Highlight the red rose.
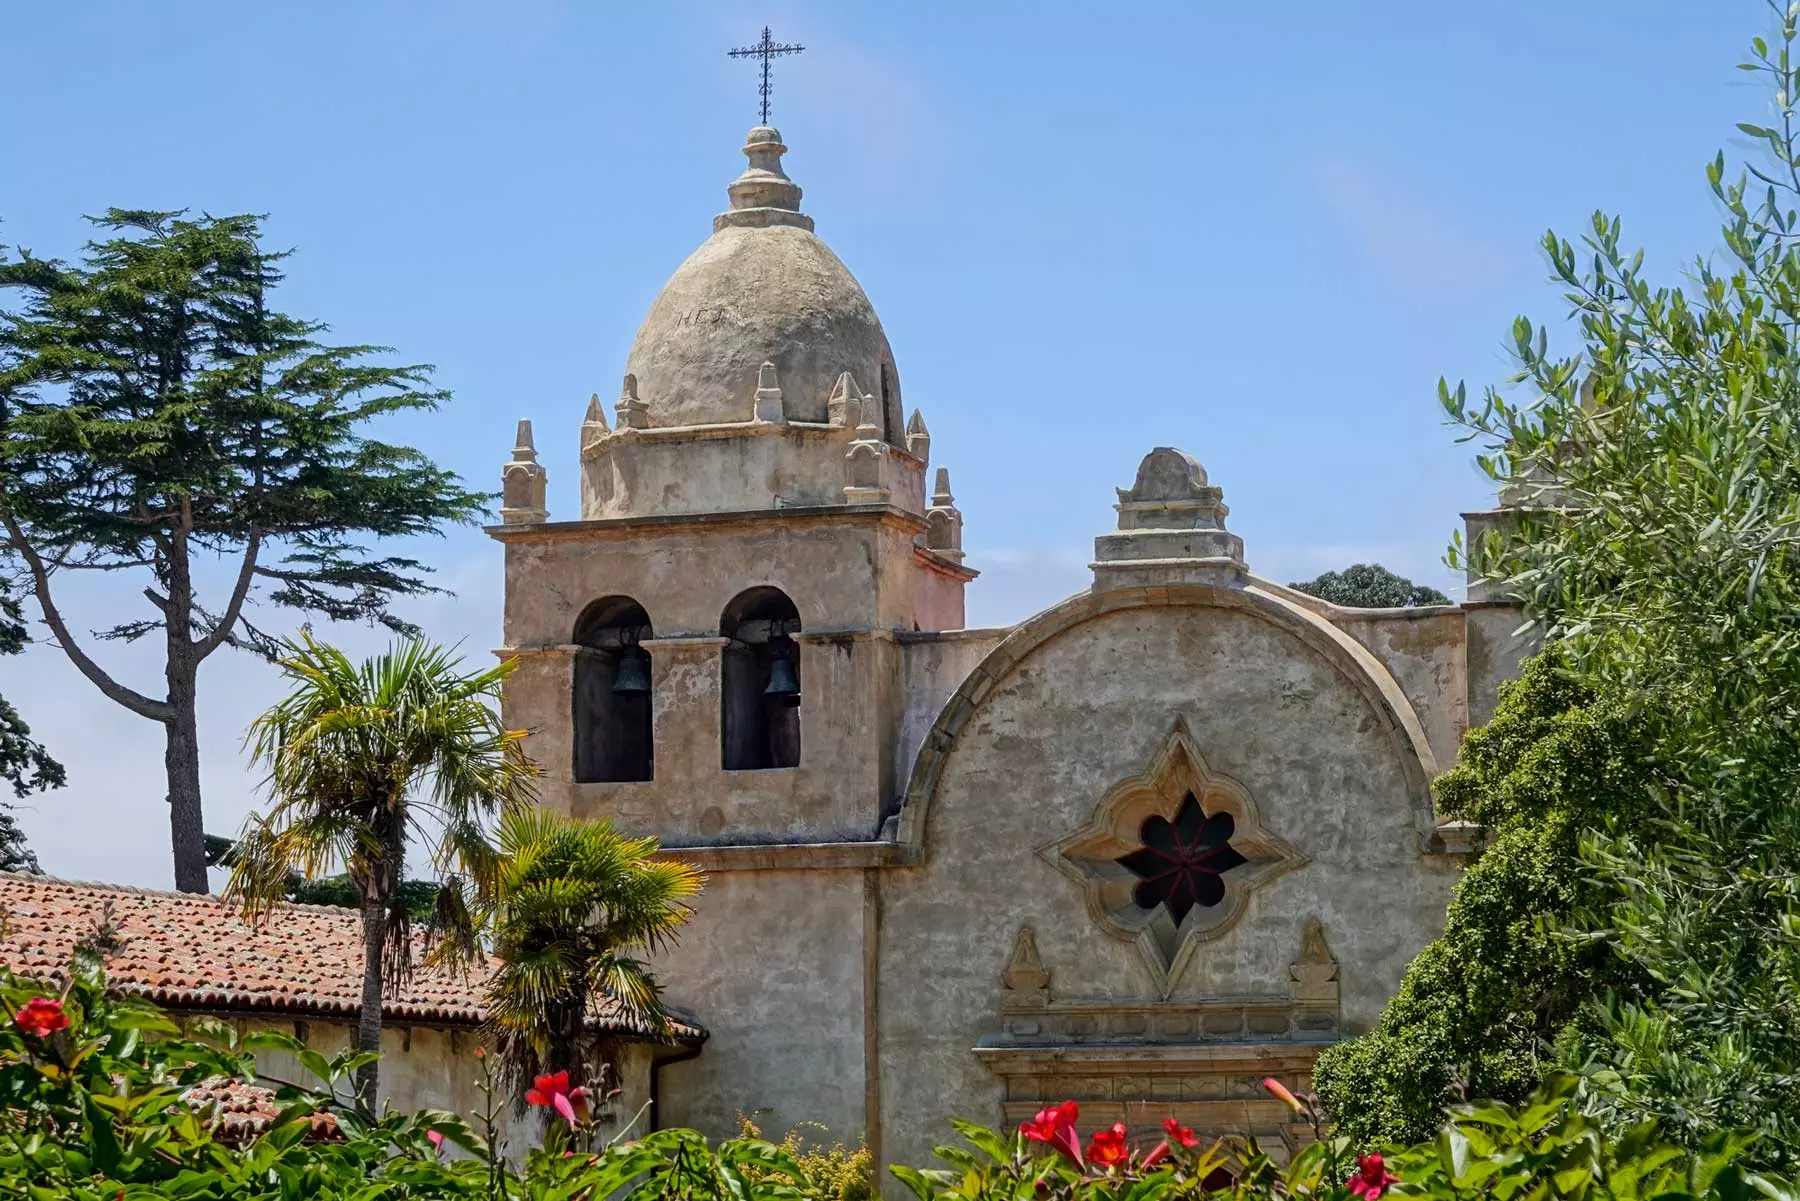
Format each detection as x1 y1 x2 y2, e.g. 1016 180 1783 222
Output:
1086 1122 1130 1169
15 997 68 1038
1020 1100 1083 1165
1348 1153 1399 1200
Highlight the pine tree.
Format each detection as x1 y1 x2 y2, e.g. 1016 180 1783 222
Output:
0 579 59 874
0 211 487 892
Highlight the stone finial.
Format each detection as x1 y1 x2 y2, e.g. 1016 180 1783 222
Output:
905 409 930 462
615 373 649 431
580 391 610 451
1091 446 1244 590
844 391 892 504
931 466 955 507
1289 919 1341 1006
926 466 964 563
827 371 862 428
752 360 786 424
1001 927 1051 1008
716 127 814 233
499 419 548 524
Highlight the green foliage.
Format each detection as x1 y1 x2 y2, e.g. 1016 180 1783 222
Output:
893 1078 1789 1201
474 807 702 1092
0 957 824 1199
0 210 487 891
0 580 57 874
0 963 1787 1201
739 1115 873 1201
1397 1 1800 1170
1289 563 1450 608
226 634 537 1105
1315 654 1660 1145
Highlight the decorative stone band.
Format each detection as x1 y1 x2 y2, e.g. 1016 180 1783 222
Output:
975 1042 1321 1162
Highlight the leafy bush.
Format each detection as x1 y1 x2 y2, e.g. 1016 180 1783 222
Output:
1314 653 1660 1145
739 1115 874 1201
894 1078 1793 1201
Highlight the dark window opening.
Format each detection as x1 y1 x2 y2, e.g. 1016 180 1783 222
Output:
572 596 654 783
720 587 802 771
1115 792 1247 924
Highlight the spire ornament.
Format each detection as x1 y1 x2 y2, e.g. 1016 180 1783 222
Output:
728 26 805 125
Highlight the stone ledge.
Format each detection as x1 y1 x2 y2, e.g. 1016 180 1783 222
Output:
485 503 928 542
656 840 916 872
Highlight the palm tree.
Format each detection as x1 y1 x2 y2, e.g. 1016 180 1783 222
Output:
471 807 702 1096
227 635 537 1107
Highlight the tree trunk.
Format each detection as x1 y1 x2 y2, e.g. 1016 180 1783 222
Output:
354 892 387 1110
165 655 208 894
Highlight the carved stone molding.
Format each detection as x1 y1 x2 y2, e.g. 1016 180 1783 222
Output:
1038 718 1307 995
981 922 1341 1159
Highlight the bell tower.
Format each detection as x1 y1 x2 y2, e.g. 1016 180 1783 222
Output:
490 124 975 845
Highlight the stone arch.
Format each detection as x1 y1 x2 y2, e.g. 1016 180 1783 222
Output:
892 581 1440 859
720 586 803 771
572 595 655 783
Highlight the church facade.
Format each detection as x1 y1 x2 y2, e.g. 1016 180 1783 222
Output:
489 125 1527 1173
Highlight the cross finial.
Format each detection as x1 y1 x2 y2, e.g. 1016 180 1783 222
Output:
728 26 805 125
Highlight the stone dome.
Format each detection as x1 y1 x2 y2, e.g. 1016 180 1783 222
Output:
623 127 904 441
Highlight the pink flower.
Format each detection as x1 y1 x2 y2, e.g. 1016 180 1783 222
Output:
427 1129 445 1157
1020 1101 1083 1166
1348 1153 1399 1200
15 997 68 1038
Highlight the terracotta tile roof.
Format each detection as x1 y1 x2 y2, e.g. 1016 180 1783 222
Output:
0 873 699 1040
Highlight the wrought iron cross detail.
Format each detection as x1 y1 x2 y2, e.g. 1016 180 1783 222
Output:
728 26 805 125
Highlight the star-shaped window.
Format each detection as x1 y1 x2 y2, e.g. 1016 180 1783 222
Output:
1039 718 1308 995
1116 792 1247 923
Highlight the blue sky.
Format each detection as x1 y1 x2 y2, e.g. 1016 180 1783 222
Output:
0 1 1767 886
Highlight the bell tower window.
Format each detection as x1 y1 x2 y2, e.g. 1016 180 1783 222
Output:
720 587 802 771
572 596 654 783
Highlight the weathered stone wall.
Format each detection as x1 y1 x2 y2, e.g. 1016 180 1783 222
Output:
497 511 967 843
652 868 869 1144
582 426 927 521
219 1016 657 1150
874 595 1462 1175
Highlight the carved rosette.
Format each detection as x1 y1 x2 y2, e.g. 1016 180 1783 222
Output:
1039 718 1307 995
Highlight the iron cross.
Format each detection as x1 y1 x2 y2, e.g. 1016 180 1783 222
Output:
728 26 805 126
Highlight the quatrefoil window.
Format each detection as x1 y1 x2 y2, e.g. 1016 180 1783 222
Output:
1040 718 1307 996
1117 792 1247 923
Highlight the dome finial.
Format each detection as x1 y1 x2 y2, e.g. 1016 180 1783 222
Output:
717 126 812 232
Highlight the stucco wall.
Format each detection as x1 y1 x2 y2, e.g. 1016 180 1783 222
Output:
1326 608 1468 771
873 598 1462 1174
652 868 869 1145
499 513 966 843
582 426 927 521
215 1016 658 1151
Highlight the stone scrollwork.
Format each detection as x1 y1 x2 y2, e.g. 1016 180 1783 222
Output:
1039 717 1307 995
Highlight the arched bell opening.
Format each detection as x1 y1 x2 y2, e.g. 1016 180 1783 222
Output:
720 586 802 771
572 596 654 783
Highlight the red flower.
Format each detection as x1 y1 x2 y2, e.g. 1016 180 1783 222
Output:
1020 1100 1083 1165
1348 1153 1399 1200
15 997 68 1038
525 1070 570 1108
1086 1122 1130 1169
1161 1117 1199 1148
1142 1142 1170 1168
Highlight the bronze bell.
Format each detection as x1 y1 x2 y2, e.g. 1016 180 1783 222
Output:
763 645 801 702
611 648 651 694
